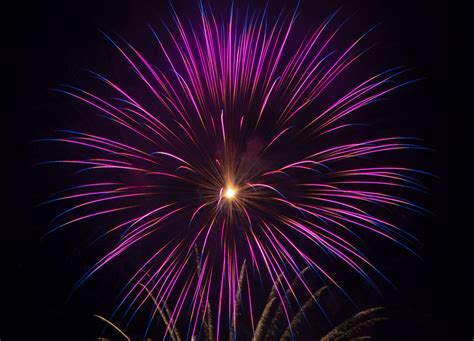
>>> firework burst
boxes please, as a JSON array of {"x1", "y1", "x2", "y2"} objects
[{"x1": 41, "y1": 3, "x2": 427, "y2": 339}]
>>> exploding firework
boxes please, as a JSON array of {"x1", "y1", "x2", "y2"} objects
[{"x1": 41, "y1": 2, "x2": 427, "y2": 339}]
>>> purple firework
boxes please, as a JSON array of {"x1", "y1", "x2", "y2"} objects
[{"x1": 42, "y1": 3, "x2": 427, "y2": 338}]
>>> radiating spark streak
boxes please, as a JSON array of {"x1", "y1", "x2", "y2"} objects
[
  {"x1": 43, "y1": 206, "x2": 137, "y2": 238},
  {"x1": 263, "y1": 126, "x2": 292, "y2": 151},
  {"x1": 152, "y1": 151, "x2": 192, "y2": 166},
  {"x1": 220, "y1": 110, "x2": 226, "y2": 146},
  {"x1": 51, "y1": 192, "x2": 156, "y2": 223},
  {"x1": 257, "y1": 77, "x2": 280, "y2": 126}
]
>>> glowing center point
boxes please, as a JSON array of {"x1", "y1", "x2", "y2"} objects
[{"x1": 224, "y1": 187, "x2": 237, "y2": 200}]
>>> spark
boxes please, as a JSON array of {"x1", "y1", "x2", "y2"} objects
[{"x1": 224, "y1": 187, "x2": 237, "y2": 200}]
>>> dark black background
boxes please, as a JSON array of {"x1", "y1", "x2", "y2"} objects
[{"x1": 4, "y1": 0, "x2": 471, "y2": 340}]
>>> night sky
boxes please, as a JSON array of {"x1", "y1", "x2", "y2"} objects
[{"x1": 5, "y1": 0, "x2": 471, "y2": 340}]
